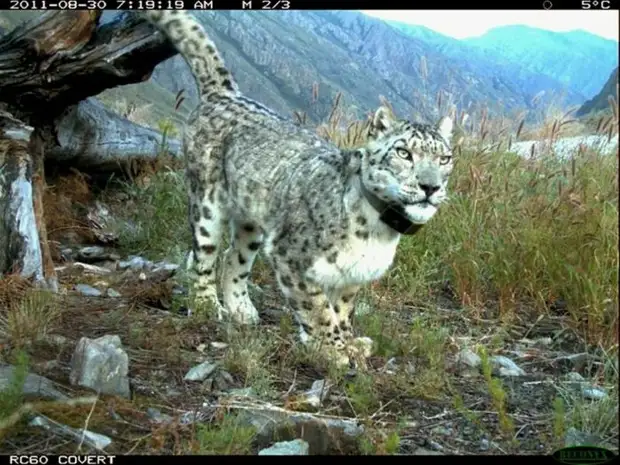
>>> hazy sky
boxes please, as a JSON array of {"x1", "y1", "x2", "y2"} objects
[{"x1": 361, "y1": 10, "x2": 619, "y2": 41}]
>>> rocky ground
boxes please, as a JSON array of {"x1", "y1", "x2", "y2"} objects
[
  {"x1": 0, "y1": 173, "x2": 617, "y2": 456},
  {"x1": 510, "y1": 134, "x2": 619, "y2": 160}
]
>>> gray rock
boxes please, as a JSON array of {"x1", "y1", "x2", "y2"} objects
[
  {"x1": 302, "y1": 379, "x2": 330, "y2": 408},
  {"x1": 582, "y1": 386, "x2": 608, "y2": 400},
  {"x1": 492, "y1": 355, "x2": 526, "y2": 377},
  {"x1": 237, "y1": 406, "x2": 362, "y2": 454},
  {"x1": 147, "y1": 407, "x2": 173, "y2": 424},
  {"x1": 76, "y1": 246, "x2": 119, "y2": 263},
  {"x1": 431, "y1": 426, "x2": 453, "y2": 436},
  {"x1": 75, "y1": 284, "x2": 102, "y2": 297},
  {"x1": 258, "y1": 439, "x2": 309, "y2": 456},
  {"x1": 413, "y1": 447, "x2": 443, "y2": 455},
  {"x1": 184, "y1": 361, "x2": 218, "y2": 381},
  {"x1": 152, "y1": 262, "x2": 180, "y2": 273},
  {"x1": 69, "y1": 335, "x2": 130, "y2": 398},
  {"x1": 106, "y1": 288, "x2": 121, "y2": 298},
  {"x1": 0, "y1": 364, "x2": 69, "y2": 401},
  {"x1": 457, "y1": 349, "x2": 481, "y2": 368},
  {"x1": 428, "y1": 440, "x2": 444, "y2": 451},
  {"x1": 118, "y1": 255, "x2": 152, "y2": 271},
  {"x1": 555, "y1": 353, "x2": 589, "y2": 372},
  {"x1": 479, "y1": 438, "x2": 490, "y2": 451},
  {"x1": 30, "y1": 415, "x2": 111, "y2": 450},
  {"x1": 227, "y1": 387, "x2": 256, "y2": 397},
  {"x1": 566, "y1": 371, "x2": 585, "y2": 383}
]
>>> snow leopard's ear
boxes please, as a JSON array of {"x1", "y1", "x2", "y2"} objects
[
  {"x1": 370, "y1": 105, "x2": 395, "y2": 137},
  {"x1": 437, "y1": 116, "x2": 453, "y2": 144}
]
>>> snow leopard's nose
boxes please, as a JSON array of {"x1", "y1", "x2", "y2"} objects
[{"x1": 419, "y1": 183, "x2": 440, "y2": 198}]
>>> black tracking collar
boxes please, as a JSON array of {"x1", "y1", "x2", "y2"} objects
[{"x1": 359, "y1": 182, "x2": 424, "y2": 236}]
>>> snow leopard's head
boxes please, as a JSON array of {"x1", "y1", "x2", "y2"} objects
[{"x1": 360, "y1": 106, "x2": 455, "y2": 226}]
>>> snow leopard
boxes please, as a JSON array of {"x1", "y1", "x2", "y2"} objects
[{"x1": 142, "y1": 11, "x2": 455, "y2": 367}]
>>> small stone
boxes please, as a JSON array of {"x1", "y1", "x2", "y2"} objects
[
  {"x1": 566, "y1": 372, "x2": 585, "y2": 383},
  {"x1": 0, "y1": 364, "x2": 69, "y2": 401},
  {"x1": 47, "y1": 334, "x2": 69, "y2": 346},
  {"x1": 428, "y1": 440, "x2": 444, "y2": 451},
  {"x1": 75, "y1": 284, "x2": 102, "y2": 297},
  {"x1": 211, "y1": 342, "x2": 228, "y2": 350},
  {"x1": 582, "y1": 386, "x2": 608, "y2": 400},
  {"x1": 76, "y1": 246, "x2": 114, "y2": 263},
  {"x1": 382, "y1": 358, "x2": 398, "y2": 373},
  {"x1": 457, "y1": 349, "x2": 481, "y2": 368},
  {"x1": 227, "y1": 387, "x2": 256, "y2": 397},
  {"x1": 492, "y1": 355, "x2": 525, "y2": 376},
  {"x1": 302, "y1": 379, "x2": 330, "y2": 408},
  {"x1": 431, "y1": 426, "x2": 453, "y2": 436},
  {"x1": 147, "y1": 407, "x2": 173, "y2": 424},
  {"x1": 554, "y1": 353, "x2": 589, "y2": 372},
  {"x1": 152, "y1": 262, "x2": 180, "y2": 273},
  {"x1": 479, "y1": 438, "x2": 490, "y2": 451},
  {"x1": 413, "y1": 447, "x2": 443, "y2": 455},
  {"x1": 534, "y1": 337, "x2": 553, "y2": 347},
  {"x1": 106, "y1": 288, "x2": 121, "y2": 298},
  {"x1": 259, "y1": 439, "x2": 309, "y2": 456},
  {"x1": 184, "y1": 361, "x2": 218, "y2": 382},
  {"x1": 213, "y1": 370, "x2": 235, "y2": 391},
  {"x1": 118, "y1": 256, "x2": 152, "y2": 271},
  {"x1": 138, "y1": 272, "x2": 147, "y2": 281},
  {"x1": 69, "y1": 335, "x2": 130, "y2": 398}
]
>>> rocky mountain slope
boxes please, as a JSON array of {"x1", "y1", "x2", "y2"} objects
[
  {"x1": 387, "y1": 21, "x2": 586, "y2": 106},
  {"x1": 0, "y1": 11, "x2": 612, "y2": 126},
  {"x1": 463, "y1": 25, "x2": 619, "y2": 99},
  {"x1": 150, "y1": 11, "x2": 580, "y2": 122},
  {"x1": 577, "y1": 67, "x2": 619, "y2": 116}
]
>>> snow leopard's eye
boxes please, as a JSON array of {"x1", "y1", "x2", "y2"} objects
[
  {"x1": 439, "y1": 155, "x2": 452, "y2": 166},
  {"x1": 395, "y1": 148, "x2": 411, "y2": 160}
]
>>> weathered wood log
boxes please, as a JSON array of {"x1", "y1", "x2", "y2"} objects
[
  {"x1": 0, "y1": 110, "x2": 43, "y2": 283},
  {"x1": 0, "y1": 11, "x2": 182, "y2": 288},
  {"x1": 0, "y1": 11, "x2": 177, "y2": 122},
  {"x1": 48, "y1": 98, "x2": 181, "y2": 172}
]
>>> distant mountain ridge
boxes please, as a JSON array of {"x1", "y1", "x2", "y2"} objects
[
  {"x1": 0, "y1": 11, "x2": 617, "y2": 127},
  {"x1": 387, "y1": 21, "x2": 586, "y2": 106},
  {"x1": 577, "y1": 67, "x2": 619, "y2": 116},
  {"x1": 462, "y1": 25, "x2": 618, "y2": 99},
  {"x1": 150, "y1": 11, "x2": 585, "y2": 122}
]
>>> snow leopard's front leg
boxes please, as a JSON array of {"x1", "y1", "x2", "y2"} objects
[
  {"x1": 330, "y1": 286, "x2": 374, "y2": 361},
  {"x1": 274, "y1": 262, "x2": 365, "y2": 367}
]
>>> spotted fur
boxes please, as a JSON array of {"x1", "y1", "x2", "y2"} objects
[{"x1": 142, "y1": 11, "x2": 455, "y2": 367}]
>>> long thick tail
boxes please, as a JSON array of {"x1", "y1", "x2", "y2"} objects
[{"x1": 142, "y1": 11, "x2": 238, "y2": 100}]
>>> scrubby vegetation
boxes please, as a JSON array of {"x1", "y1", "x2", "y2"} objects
[{"x1": 0, "y1": 89, "x2": 618, "y2": 455}]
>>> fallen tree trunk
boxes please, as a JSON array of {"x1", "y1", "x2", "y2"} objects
[
  {"x1": 48, "y1": 98, "x2": 181, "y2": 172},
  {"x1": 0, "y1": 110, "x2": 43, "y2": 283},
  {"x1": 0, "y1": 11, "x2": 182, "y2": 284}
]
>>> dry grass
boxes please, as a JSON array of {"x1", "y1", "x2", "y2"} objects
[{"x1": 1, "y1": 75, "x2": 618, "y2": 455}]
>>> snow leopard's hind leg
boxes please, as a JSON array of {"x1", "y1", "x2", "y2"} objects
[
  {"x1": 221, "y1": 220, "x2": 262, "y2": 324},
  {"x1": 186, "y1": 145, "x2": 227, "y2": 319}
]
